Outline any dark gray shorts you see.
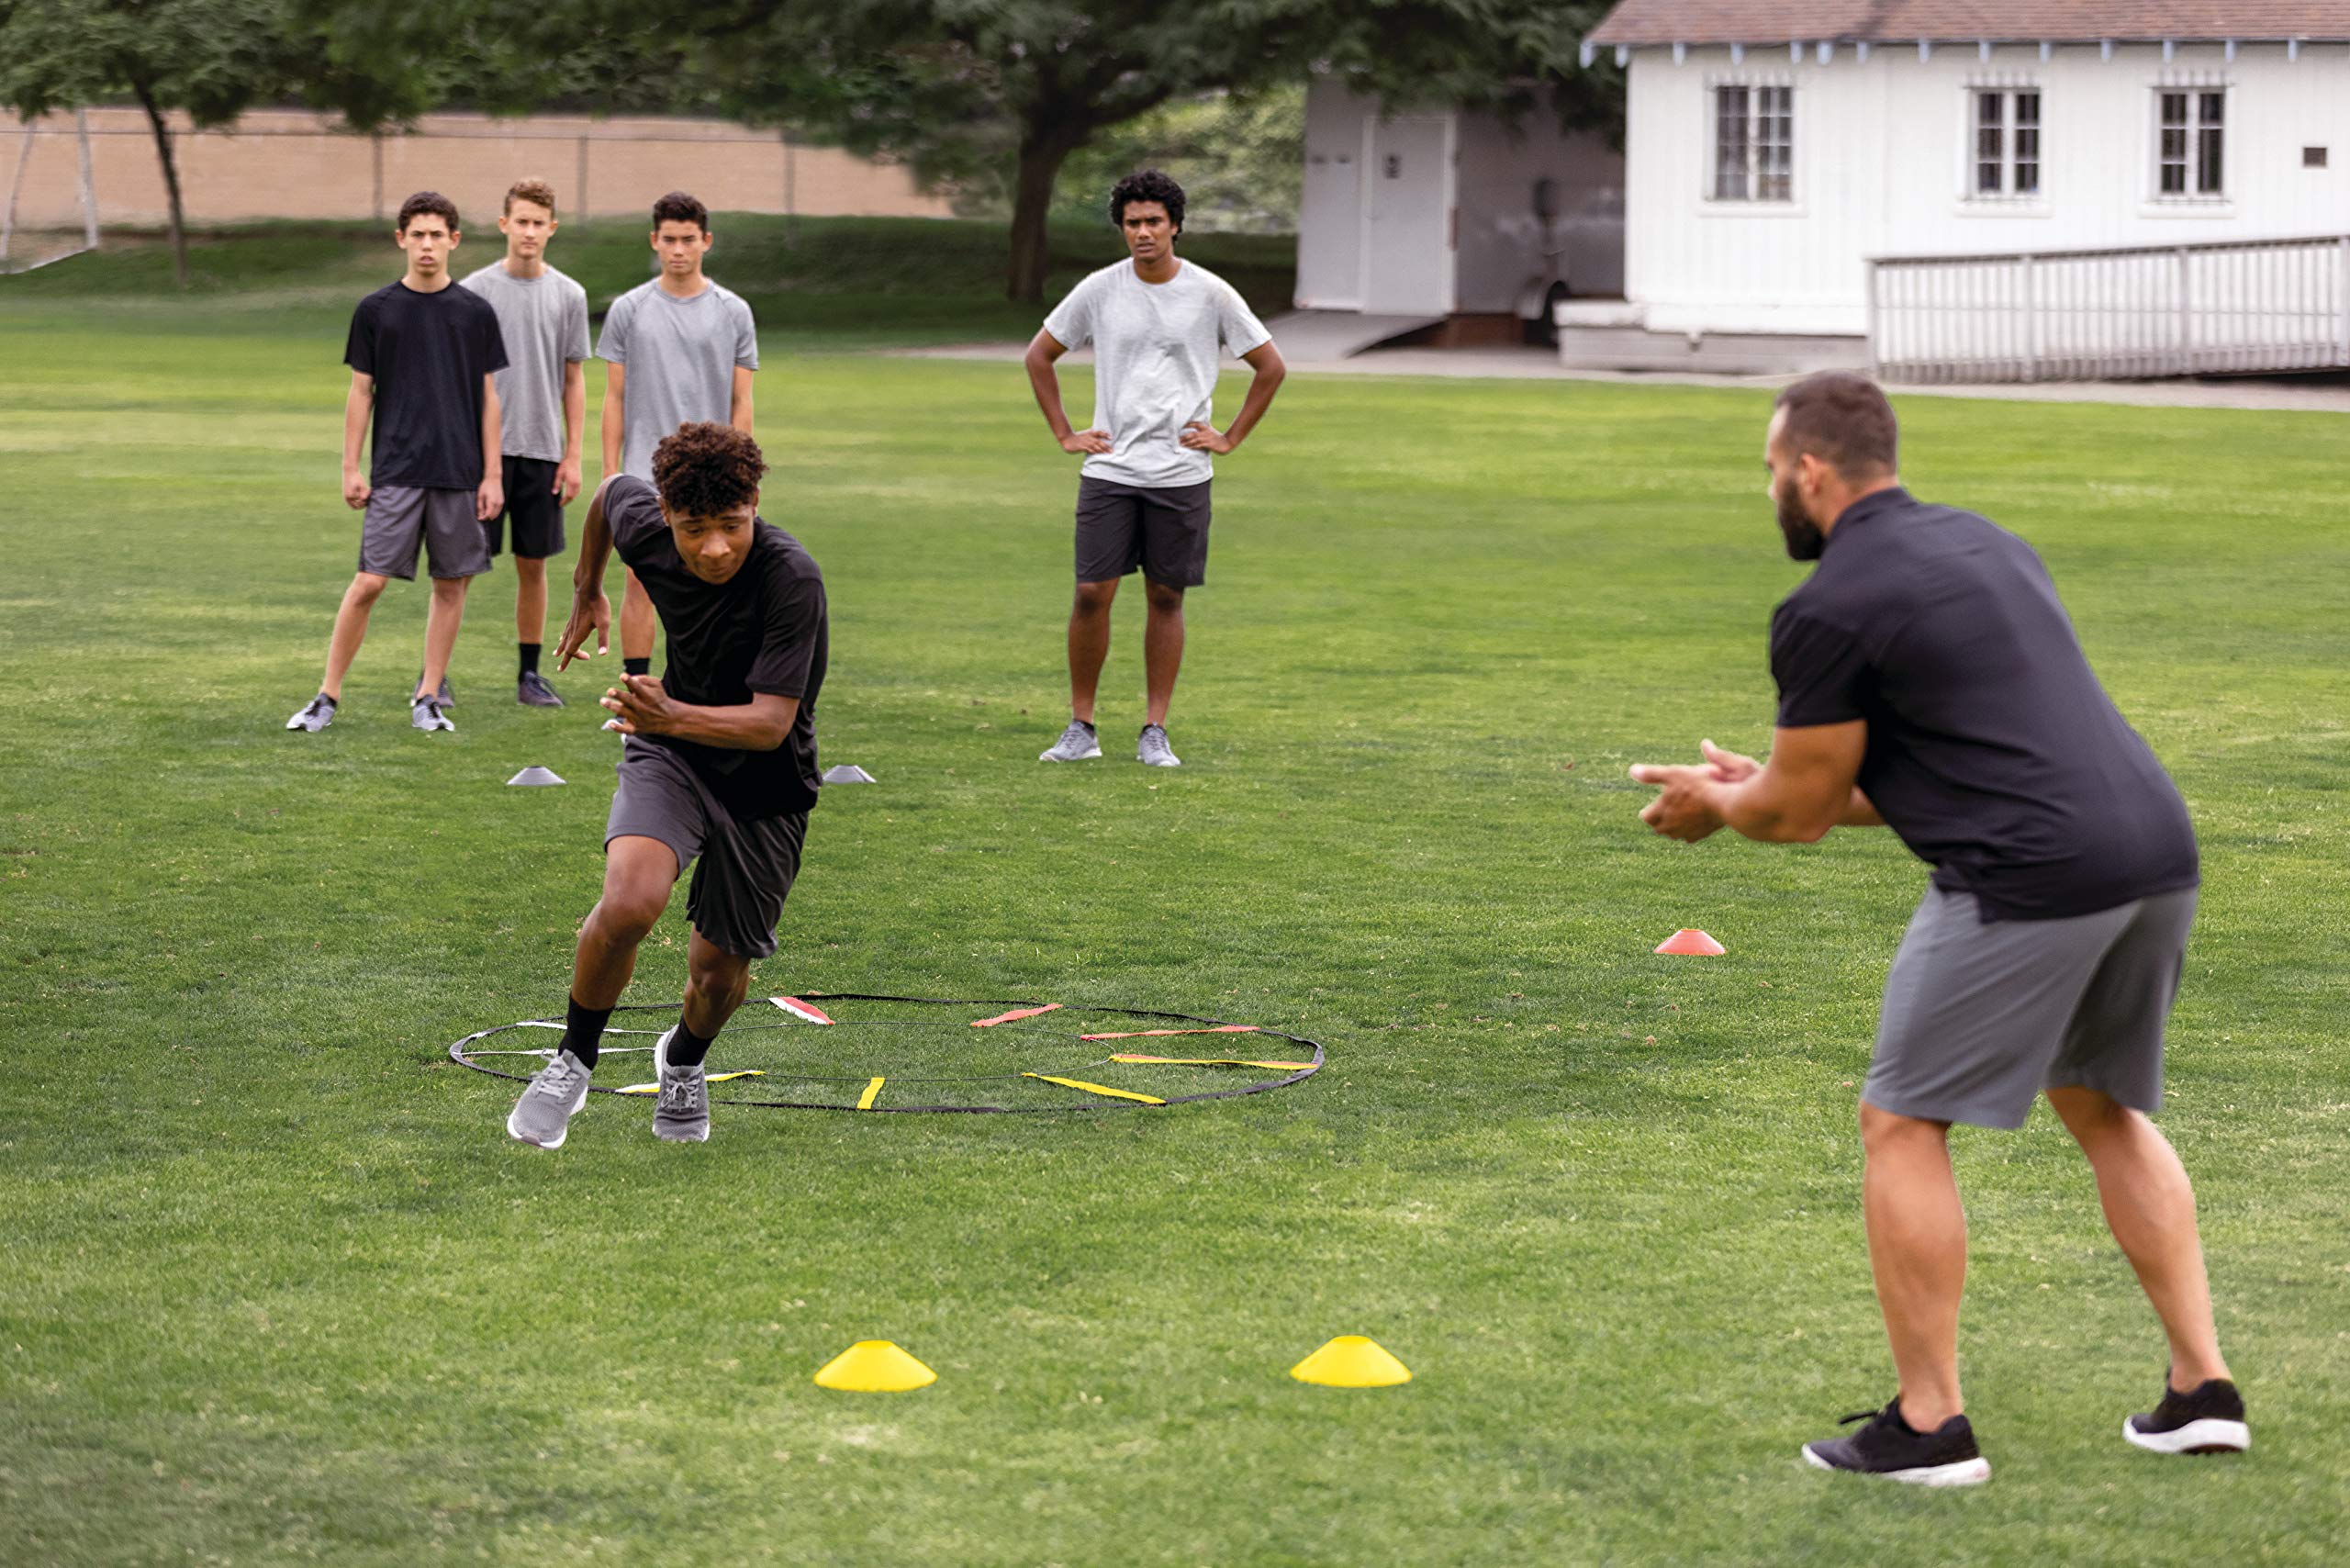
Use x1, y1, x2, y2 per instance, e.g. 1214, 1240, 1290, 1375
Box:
358, 486, 491, 581
1075, 476, 1211, 588
1865, 885, 2197, 1129
604, 740, 808, 961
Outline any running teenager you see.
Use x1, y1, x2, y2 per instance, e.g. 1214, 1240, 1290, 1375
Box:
506, 423, 825, 1148
1630, 373, 2244, 1484
287, 191, 505, 734
598, 191, 758, 687
1024, 169, 1285, 768
460, 177, 590, 708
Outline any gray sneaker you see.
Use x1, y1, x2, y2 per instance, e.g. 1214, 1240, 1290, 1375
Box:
1039, 720, 1102, 763
411, 697, 455, 733
517, 670, 565, 708
651, 1026, 711, 1143
285, 694, 336, 733
414, 672, 454, 707
1137, 723, 1181, 767
508, 1049, 592, 1148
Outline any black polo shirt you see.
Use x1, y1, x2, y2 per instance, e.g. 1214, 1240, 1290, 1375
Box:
1770, 487, 2198, 921
607, 476, 827, 820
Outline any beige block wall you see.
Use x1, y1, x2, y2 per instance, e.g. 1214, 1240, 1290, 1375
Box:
0, 108, 953, 230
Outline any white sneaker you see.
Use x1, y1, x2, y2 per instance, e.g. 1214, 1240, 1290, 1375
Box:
1137, 724, 1181, 767
411, 697, 455, 733
1039, 720, 1102, 762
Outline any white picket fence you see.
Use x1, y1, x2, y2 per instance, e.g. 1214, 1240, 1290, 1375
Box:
1867, 234, 2350, 382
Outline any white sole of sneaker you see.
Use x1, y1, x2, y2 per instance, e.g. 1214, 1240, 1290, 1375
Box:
1802, 1447, 1991, 1486
2124, 1417, 2249, 1454
1040, 748, 1102, 762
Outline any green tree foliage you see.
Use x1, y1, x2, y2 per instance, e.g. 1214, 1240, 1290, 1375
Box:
1043, 86, 1304, 236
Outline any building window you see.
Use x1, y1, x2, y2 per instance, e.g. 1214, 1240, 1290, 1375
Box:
2307, 146, 2330, 168
2158, 89, 2225, 196
1972, 89, 2042, 196
1713, 84, 1793, 201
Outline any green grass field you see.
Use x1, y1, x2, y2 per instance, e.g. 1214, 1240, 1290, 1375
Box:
4, 225, 2347, 1565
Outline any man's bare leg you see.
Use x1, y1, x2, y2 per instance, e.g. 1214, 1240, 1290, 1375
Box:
681, 928, 752, 1042
417, 575, 472, 700
1067, 578, 1119, 724
1860, 1102, 1968, 1430
621, 566, 657, 664
571, 835, 679, 1010
1142, 577, 1185, 729
319, 573, 391, 701
2046, 1087, 2232, 1390
515, 556, 548, 646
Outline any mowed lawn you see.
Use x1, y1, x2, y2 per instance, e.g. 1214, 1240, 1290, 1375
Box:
3, 264, 2347, 1565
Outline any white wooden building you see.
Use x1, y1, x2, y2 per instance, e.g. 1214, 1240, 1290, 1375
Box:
1577, 0, 2350, 377
1289, 79, 1625, 350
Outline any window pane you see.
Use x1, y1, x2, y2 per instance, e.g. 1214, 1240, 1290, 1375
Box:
1714, 87, 1750, 199
2016, 159, 2039, 194
2161, 92, 2188, 129
2199, 91, 2224, 127
2015, 92, 2040, 129
2199, 125, 2224, 192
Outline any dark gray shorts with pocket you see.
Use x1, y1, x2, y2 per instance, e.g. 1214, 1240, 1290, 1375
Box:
1864, 884, 2197, 1129
1074, 476, 1212, 588
604, 739, 808, 961
358, 485, 491, 581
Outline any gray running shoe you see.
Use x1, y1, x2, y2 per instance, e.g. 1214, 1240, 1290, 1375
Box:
415, 672, 454, 707
411, 696, 455, 733
285, 694, 336, 733
651, 1026, 711, 1143
1039, 720, 1102, 763
517, 670, 565, 708
1137, 723, 1181, 767
507, 1049, 592, 1148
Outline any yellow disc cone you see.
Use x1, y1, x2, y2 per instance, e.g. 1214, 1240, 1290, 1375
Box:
812, 1339, 936, 1392
1290, 1335, 1412, 1388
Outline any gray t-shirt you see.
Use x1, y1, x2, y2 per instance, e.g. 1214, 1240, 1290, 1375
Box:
458, 262, 590, 464
596, 278, 760, 479
1042, 259, 1272, 488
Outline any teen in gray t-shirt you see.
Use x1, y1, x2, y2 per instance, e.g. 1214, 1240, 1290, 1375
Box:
460, 263, 590, 463
1042, 258, 1271, 489
596, 280, 760, 477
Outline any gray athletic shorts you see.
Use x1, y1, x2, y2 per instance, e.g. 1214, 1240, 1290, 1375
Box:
604, 740, 808, 961
358, 486, 491, 581
1075, 476, 1212, 587
1865, 884, 2198, 1129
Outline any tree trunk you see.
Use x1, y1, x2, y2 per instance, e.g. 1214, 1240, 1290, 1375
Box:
132, 83, 189, 288
1005, 126, 1082, 304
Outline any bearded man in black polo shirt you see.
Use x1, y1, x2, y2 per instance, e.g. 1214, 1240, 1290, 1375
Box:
505, 423, 826, 1150
1632, 373, 2245, 1485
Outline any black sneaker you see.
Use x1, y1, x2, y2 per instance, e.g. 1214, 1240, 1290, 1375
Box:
2124, 1378, 2249, 1455
517, 670, 565, 708
1802, 1399, 1991, 1486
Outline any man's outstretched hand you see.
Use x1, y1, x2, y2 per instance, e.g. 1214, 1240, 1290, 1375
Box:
599, 673, 678, 736
1630, 744, 1735, 843
554, 589, 611, 669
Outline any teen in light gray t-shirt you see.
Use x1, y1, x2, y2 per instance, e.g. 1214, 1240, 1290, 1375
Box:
596, 280, 760, 477
460, 263, 590, 462
1042, 260, 1271, 489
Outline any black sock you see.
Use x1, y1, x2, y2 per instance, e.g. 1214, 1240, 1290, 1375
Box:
623, 656, 652, 678
316, 692, 338, 709
1074, 718, 1095, 734
561, 997, 612, 1070
519, 642, 541, 677
666, 1018, 717, 1070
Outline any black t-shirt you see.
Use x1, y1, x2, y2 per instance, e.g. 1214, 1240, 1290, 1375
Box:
1771, 487, 2198, 921
607, 476, 827, 819
344, 280, 509, 490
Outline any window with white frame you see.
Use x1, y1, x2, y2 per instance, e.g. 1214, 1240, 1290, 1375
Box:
1971, 88, 2042, 197
2156, 88, 2225, 196
1712, 84, 1793, 201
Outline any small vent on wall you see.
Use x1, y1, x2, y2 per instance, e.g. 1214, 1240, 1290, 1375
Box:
2305, 146, 2330, 168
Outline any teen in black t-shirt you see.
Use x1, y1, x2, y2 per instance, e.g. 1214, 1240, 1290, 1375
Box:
505, 423, 828, 1150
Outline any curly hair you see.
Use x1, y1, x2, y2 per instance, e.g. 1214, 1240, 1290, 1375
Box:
397, 191, 459, 233
652, 422, 767, 518
503, 178, 558, 216
1109, 169, 1185, 234
651, 190, 710, 233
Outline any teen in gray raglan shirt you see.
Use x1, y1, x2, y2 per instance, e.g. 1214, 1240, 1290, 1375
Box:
597, 191, 760, 679
1024, 170, 1285, 769
460, 178, 591, 707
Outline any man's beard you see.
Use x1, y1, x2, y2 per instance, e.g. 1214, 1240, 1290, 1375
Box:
1775, 479, 1825, 561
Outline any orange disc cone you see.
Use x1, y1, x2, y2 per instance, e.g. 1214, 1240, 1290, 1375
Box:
812, 1339, 936, 1392
1654, 928, 1727, 956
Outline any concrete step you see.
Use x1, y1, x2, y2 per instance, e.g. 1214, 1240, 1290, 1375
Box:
1556, 325, 1868, 375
